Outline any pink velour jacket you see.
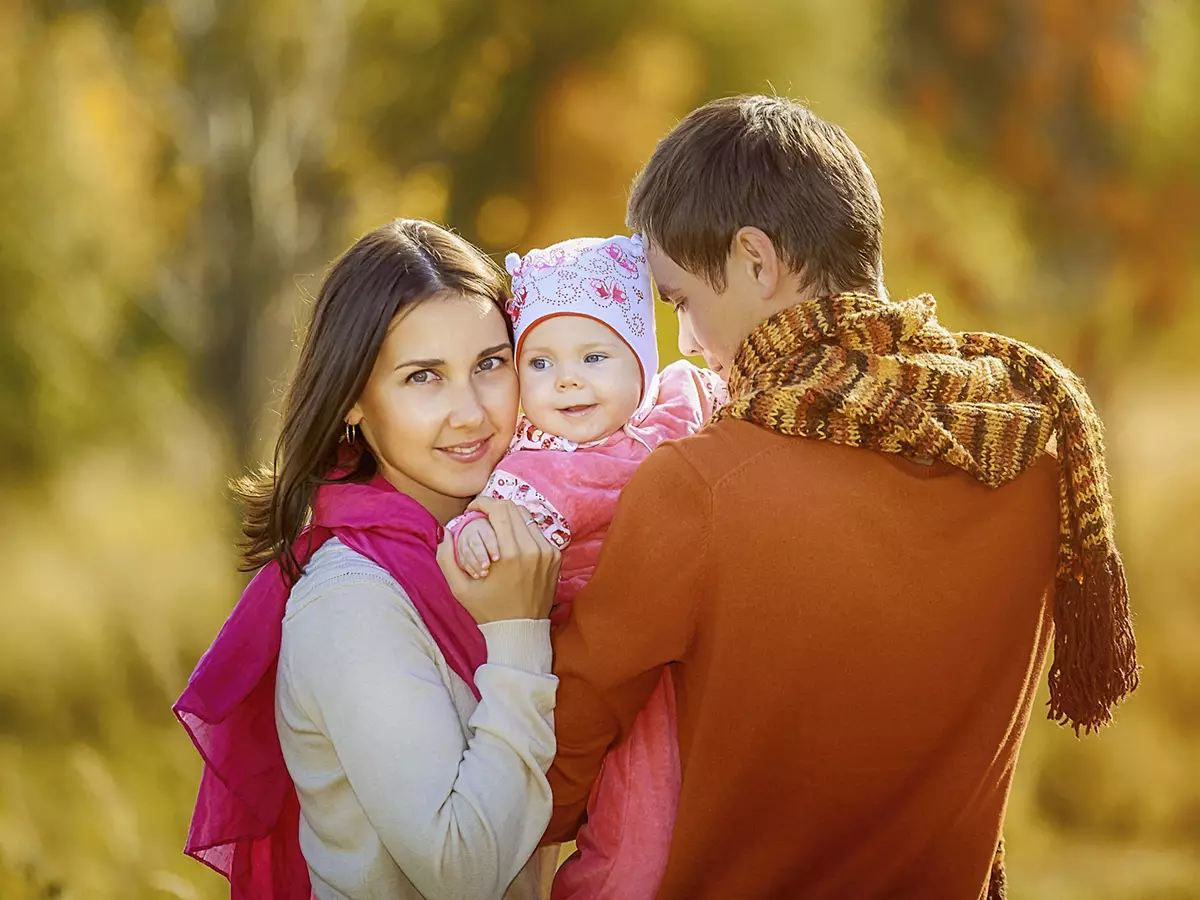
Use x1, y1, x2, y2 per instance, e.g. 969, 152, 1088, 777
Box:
449, 360, 725, 900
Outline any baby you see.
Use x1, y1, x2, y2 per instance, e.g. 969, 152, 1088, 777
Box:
448, 234, 724, 900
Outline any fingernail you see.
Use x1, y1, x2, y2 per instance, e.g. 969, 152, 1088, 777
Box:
490, 554, 500, 562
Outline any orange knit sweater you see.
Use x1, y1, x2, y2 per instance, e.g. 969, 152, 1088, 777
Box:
546, 418, 1058, 900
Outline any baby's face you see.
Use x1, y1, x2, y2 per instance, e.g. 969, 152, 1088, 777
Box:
518, 315, 643, 444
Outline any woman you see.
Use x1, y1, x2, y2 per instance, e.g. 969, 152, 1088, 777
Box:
175, 219, 562, 900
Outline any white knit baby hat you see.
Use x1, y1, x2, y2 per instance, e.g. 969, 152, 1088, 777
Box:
504, 234, 658, 402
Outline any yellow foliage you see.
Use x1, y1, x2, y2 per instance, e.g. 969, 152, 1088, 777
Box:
1, 1, 1199, 897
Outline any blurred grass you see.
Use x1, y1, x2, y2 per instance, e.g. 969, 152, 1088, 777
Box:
0, 408, 236, 899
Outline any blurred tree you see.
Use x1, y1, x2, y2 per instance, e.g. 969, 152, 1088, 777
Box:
0, 6, 177, 475
888, 0, 1199, 389
14, 0, 677, 465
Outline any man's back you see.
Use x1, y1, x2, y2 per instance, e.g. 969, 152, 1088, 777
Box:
547, 418, 1059, 900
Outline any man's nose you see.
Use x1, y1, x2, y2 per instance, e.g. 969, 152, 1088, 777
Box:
677, 315, 703, 359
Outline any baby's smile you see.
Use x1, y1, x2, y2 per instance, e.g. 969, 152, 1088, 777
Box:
558, 403, 598, 418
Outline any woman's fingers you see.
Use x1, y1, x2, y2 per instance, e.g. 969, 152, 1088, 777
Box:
535, 526, 561, 580
524, 518, 557, 567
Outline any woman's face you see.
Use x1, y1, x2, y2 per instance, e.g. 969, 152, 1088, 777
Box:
347, 293, 519, 524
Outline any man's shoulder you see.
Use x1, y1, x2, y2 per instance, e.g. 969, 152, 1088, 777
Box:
656, 417, 812, 489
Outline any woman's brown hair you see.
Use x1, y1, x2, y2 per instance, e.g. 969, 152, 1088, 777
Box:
234, 219, 511, 583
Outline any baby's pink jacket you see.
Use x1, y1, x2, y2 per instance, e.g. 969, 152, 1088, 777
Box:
449, 360, 725, 900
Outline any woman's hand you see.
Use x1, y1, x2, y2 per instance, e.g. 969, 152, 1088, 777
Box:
438, 498, 561, 624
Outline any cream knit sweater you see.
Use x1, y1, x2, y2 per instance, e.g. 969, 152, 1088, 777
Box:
275, 539, 557, 900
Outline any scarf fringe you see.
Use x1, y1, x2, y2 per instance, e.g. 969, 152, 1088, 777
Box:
987, 838, 1007, 900
1048, 547, 1139, 734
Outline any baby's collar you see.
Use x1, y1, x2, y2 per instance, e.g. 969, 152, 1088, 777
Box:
508, 418, 587, 453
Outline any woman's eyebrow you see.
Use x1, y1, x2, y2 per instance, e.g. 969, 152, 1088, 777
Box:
394, 343, 511, 371
394, 357, 444, 370
477, 342, 512, 358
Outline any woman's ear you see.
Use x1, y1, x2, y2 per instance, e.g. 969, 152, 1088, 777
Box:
345, 403, 363, 427
731, 226, 781, 298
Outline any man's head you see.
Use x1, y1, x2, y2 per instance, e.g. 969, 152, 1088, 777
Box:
627, 95, 884, 375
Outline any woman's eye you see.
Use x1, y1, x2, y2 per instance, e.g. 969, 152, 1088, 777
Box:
477, 355, 509, 373
584, 353, 607, 364
406, 369, 437, 385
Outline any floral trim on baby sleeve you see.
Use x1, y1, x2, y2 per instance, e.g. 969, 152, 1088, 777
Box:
481, 467, 573, 551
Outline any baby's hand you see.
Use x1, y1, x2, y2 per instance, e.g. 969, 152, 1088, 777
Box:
457, 517, 501, 579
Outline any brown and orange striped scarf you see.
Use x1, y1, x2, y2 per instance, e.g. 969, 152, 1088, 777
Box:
715, 291, 1139, 897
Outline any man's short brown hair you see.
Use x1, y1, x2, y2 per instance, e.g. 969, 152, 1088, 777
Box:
627, 95, 884, 296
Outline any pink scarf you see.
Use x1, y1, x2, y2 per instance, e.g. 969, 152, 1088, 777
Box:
173, 473, 487, 900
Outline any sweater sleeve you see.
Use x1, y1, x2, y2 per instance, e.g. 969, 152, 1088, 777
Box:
545, 442, 711, 842
281, 581, 558, 900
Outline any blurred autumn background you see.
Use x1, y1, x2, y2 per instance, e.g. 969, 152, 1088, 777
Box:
1, 0, 1198, 897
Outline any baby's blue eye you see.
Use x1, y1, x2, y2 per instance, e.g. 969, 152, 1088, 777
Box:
529, 358, 551, 371
584, 353, 607, 364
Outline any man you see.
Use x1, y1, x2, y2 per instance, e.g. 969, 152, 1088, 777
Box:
544, 95, 1137, 899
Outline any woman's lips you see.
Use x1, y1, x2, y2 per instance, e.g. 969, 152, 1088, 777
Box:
437, 436, 492, 463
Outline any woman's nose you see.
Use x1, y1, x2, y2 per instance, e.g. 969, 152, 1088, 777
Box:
447, 382, 486, 429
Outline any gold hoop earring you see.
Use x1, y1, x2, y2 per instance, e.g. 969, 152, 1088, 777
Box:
344, 423, 358, 443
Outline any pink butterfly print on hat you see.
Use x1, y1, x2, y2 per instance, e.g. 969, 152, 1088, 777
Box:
588, 279, 629, 305
506, 283, 528, 326
604, 242, 642, 278
531, 245, 577, 273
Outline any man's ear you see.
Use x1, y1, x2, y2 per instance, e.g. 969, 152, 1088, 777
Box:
730, 226, 782, 298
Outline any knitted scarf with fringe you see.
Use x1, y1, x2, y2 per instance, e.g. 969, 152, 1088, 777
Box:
714, 292, 1138, 891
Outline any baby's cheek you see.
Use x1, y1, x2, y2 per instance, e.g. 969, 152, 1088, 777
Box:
518, 377, 549, 407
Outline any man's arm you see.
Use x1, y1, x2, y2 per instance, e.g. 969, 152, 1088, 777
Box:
546, 442, 711, 841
